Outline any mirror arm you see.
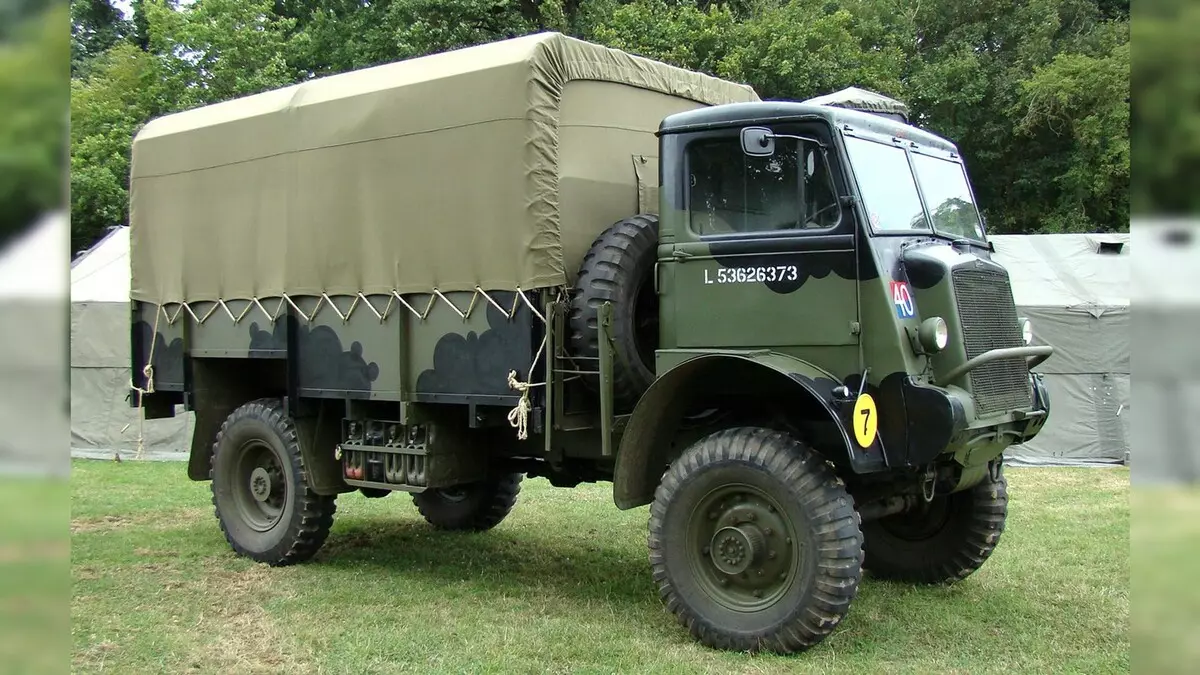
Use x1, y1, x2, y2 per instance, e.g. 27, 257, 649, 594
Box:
765, 132, 826, 149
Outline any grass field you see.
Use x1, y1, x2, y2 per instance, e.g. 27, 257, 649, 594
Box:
71, 460, 1129, 674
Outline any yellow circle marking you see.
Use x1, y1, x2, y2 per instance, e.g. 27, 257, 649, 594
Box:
852, 394, 878, 448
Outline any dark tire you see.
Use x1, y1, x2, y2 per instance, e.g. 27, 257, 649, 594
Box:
568, 214, 659, 410
861, 468, 1008, 584
649, 427, 864, 654
210, 398, 336, 566
412, 473, 523, 531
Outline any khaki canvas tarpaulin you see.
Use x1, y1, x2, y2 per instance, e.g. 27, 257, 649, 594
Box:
129, 32, 759, 306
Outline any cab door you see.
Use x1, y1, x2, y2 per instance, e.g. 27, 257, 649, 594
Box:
663, 121, 861, 351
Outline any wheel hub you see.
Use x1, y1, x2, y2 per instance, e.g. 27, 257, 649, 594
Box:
228, 440, 287, 532
249, 467, 272, 502
710, 525, 766, 575
688, 485, 800, 611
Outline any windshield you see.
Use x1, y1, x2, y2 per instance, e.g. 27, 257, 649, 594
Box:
845, 135, 987, 242
910, 152, 985, 241
843, 137, 929, 233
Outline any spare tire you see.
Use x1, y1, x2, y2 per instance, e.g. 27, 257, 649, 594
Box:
568, 214, 660, 411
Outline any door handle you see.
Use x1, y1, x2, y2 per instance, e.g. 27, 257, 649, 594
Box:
672, 249, 693, 261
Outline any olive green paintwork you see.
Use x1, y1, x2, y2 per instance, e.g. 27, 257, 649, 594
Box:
648, 101, 1049, 479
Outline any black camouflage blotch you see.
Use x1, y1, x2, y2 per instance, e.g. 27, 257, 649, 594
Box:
135, 320, 185, 387
787, 371, 839, 404
709, 243, 879, 295
247, 321, 379, 391
903, 380, 965, 464
249, 321, 287, 353
845, 370, 967, 466
901, 252, 946, 290
416, 292, 533, 397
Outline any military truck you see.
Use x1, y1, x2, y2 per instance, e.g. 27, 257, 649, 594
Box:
128, 33, 1052, 654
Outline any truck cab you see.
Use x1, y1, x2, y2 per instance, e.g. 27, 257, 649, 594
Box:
632, 101, 1051, 493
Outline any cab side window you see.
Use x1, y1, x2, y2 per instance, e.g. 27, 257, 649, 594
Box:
687, 132, 839, 236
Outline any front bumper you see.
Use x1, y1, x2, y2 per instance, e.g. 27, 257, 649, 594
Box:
1015, 371, 1052, 442
889, 369, 1050, 468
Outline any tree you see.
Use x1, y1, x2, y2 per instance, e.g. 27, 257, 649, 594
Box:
1016, 37, 1129, 231
0, 4, 69, 248
70, 0, 131, 76
903, 0, 1129, 233
65, 0, 1132, 255
69, 43, 174, 252
1130, 0, 1200, 214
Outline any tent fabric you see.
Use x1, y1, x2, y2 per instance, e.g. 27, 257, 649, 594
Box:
802, 87, 909, 121
71, 226, 131, 302
0, 212, 69, 476
0, 210, 69, 300
989, 233, 1130, 467
70, 226, 193, 457
129, 32, 760, 306
1128, 221, 1200, 483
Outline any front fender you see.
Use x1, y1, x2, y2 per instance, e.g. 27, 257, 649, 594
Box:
611, 351, 860, 510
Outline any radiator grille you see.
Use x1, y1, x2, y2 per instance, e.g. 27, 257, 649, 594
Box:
951, 266, 1032, 415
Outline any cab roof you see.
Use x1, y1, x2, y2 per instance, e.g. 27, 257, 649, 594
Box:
658, 101, 960, 155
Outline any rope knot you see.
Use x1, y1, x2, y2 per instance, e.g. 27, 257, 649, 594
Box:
506, 370, 533, 440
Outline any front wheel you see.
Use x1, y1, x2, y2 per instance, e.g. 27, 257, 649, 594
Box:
861, 468, 1008, 584
210, 398, 337, 566
648, 427, 864, 654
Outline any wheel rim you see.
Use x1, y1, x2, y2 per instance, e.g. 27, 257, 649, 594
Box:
686, 482, 800, 612
230, 440, 287, 532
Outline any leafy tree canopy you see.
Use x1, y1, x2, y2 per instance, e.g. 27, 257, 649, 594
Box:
64, 0, 1132, 255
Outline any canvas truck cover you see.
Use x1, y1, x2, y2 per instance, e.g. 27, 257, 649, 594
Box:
128, 32, 759, 306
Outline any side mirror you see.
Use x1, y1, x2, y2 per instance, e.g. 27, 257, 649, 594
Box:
741, 127, 775, 157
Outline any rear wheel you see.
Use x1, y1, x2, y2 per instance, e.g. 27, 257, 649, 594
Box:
649, 427, 864, 653
861, 468, 1008, 584
412, 473, 523, 531
210, 398, 336, 566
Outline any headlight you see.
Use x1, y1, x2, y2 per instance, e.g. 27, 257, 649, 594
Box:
918, 316, 949, 353
1020, 318, 1033, 345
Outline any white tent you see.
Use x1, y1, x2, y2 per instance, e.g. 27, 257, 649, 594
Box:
990, 232, 1130, 467
0, 211, 70, 476
70, 226, 192, 460
1128, 219, 1200, 484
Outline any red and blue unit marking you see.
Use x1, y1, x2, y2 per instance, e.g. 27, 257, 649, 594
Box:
890, 281, 915, 319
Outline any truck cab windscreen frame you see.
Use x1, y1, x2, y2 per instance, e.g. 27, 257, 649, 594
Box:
842, 132, 987, 243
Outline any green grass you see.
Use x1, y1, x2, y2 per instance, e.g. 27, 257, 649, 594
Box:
1131, 485, 1200, 674
71, 460, 1129, 674
1, 475, 71, 675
